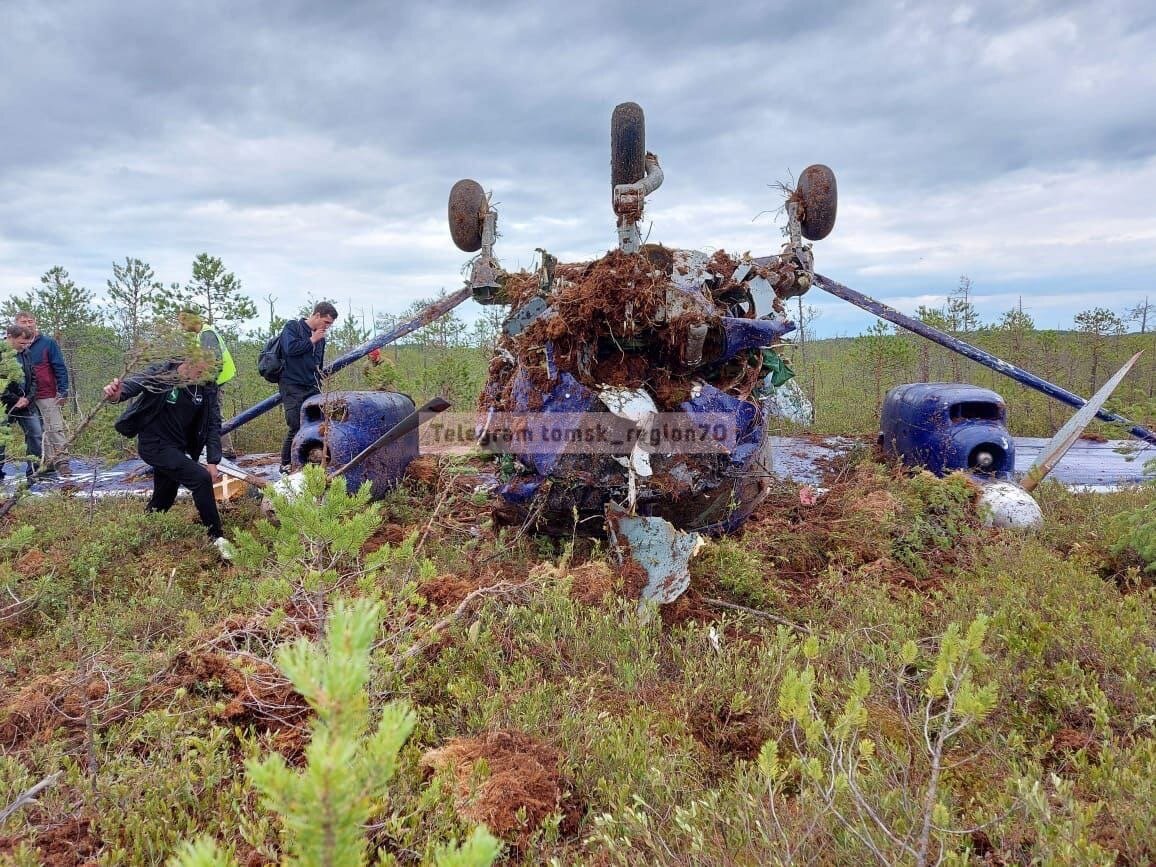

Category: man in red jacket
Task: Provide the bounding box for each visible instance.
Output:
[14,312,70,476]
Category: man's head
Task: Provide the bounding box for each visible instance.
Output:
[13,312,38,338]
[176,356,213,384]
[5,324,34,352]
[305,301,338,331]
[177,309,203,333]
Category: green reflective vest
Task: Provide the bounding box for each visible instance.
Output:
[199,326,236,385]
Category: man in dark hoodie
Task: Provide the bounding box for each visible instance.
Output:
[102,353,234,559]
[276,300,337,473]
[1,324,43,478]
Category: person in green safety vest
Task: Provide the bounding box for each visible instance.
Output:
[178,309,237,456]
[178,310,236,385]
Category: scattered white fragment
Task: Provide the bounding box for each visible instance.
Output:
[600,386,658,476]
[708,625,722,653]
[978,482,1043,529]
[765,378,814,426]
[261,470,308,516]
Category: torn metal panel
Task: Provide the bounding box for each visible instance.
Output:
[608,505,704,606]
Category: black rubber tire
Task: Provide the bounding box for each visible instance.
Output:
[611,102,646,188]
[797,164,838,241]
[448,179,487,252]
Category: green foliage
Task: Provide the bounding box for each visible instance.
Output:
[4,424,1156,864]
[768,616,998,866]
[0,266,97,338]
[170,598,499,867]
[106,256,166,350]
[1109,496,1156,573]
[160,254,258,330]
[0,340,26,461]
[231,466,384,588]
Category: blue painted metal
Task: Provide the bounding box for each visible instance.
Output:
[290,391,418,498]
[495,372,601,501]
[880,383,1016,480]
[221,286,473,434]
[814,273,1156,447]
[719,316,795,358]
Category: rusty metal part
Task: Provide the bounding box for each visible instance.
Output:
[797,164,837,241]
[503,296,550,337]
[449,179,488,252]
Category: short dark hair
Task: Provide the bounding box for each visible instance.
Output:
[13,311,35,322]
[6,324,32,339]
[312,301,339,319]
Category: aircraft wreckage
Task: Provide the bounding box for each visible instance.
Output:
[6,102,1155,602]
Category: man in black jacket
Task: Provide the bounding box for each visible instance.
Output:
[1,324,43,478]
[277,301,337,473]
[103,355,233,558]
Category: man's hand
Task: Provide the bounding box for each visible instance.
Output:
[56,396,68,407]
[206,463,220,483]
[13,397,28,410]
[310,323,329,344]
[102,379,122,402]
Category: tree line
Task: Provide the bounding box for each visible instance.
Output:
[801,275,1156,436]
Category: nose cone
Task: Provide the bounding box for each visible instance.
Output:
[978,482,1043,529]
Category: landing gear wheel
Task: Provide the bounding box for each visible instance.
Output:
[448,179,487,252]
[797,164,837,241]
[611,102,646,188]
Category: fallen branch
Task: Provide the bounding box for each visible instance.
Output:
[1,586,36,624]
[0,771,62,824]
[703,597,812,634]
[392,580,531,665]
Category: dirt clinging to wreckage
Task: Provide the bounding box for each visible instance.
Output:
[484,247,788,412]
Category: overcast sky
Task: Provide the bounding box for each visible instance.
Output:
[2,0,1154,337]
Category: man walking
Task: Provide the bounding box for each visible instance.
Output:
[1,324,43,478]
[14,312,69,475]
[102,354,234,559]
[277,301,337,473]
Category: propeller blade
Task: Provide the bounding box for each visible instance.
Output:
[1021,351,1142,493]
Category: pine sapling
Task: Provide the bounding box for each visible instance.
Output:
[171,598,499,867]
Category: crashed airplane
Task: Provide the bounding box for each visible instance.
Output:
[5,102,1154,602]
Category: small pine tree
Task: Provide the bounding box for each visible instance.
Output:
[170,596,500,867]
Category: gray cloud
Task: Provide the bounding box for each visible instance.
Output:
[1,0,1154,336]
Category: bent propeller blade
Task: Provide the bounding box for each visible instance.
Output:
[1021,351,1142,493]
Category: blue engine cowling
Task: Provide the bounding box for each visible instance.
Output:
[880,383,1015,479]
[290,390,418,498]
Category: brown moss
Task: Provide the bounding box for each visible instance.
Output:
[420,730,581,844]
[566,562,615,605]
[0,816,101,867]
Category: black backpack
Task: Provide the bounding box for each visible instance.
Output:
[257,333,284,383]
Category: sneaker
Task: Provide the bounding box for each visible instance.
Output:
[279,464,292,476]
[212,536,237,562]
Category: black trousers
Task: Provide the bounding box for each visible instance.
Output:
[138,436,222,539]
[280,384,319,466]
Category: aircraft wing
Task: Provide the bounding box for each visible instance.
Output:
[765,436,1152,490]
[1012,437,1153,489]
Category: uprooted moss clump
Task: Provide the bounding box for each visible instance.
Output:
[2,460,1155,865]
[729,461,981,592]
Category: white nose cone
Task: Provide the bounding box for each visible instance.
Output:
[978,482,1043,529]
